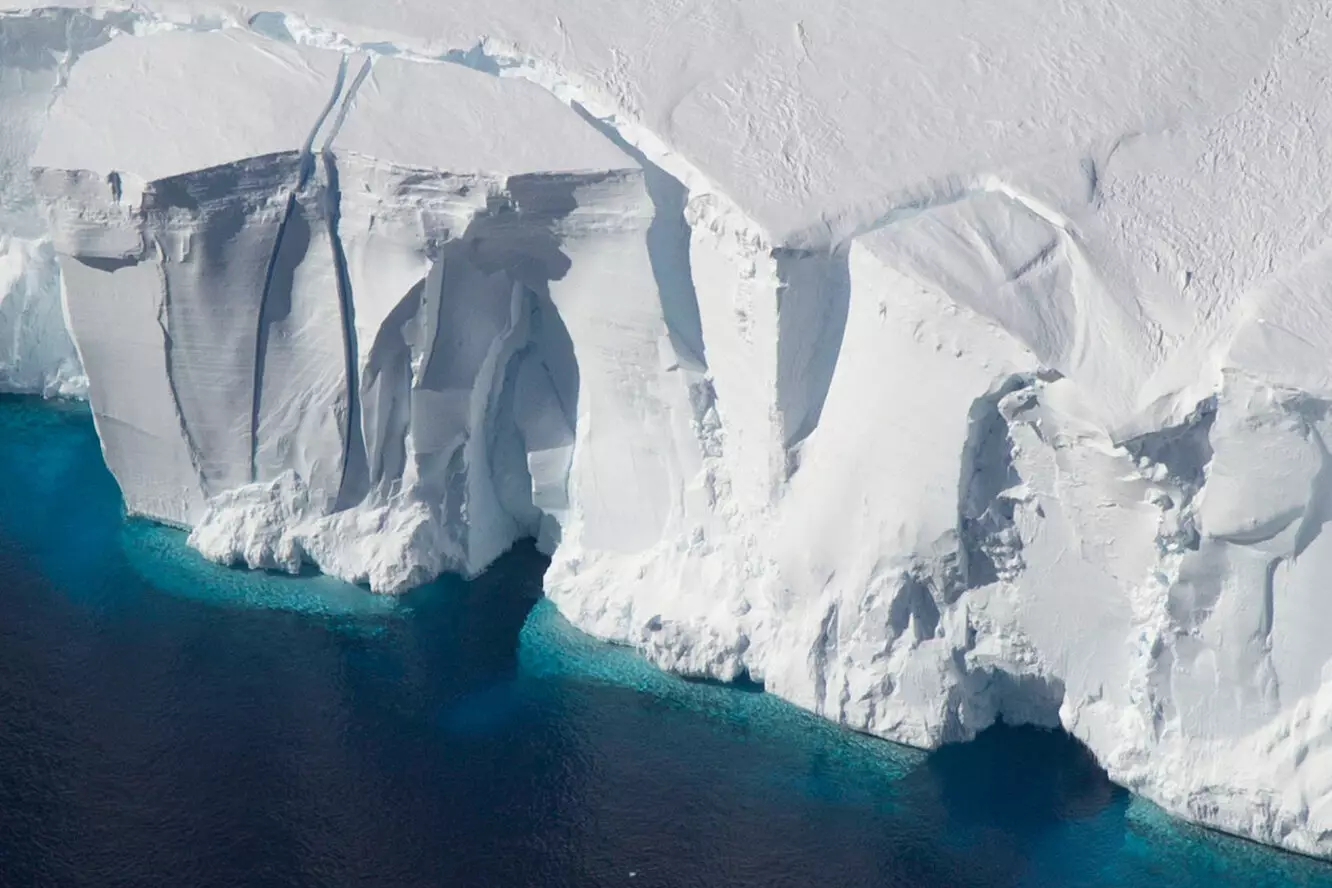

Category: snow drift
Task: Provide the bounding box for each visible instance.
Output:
[6,0,1332,859]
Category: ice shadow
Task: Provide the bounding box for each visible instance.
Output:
[898,722,1130,884]
[569,103,708,371]
[774,245,852,458]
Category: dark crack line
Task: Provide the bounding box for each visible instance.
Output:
[252,54,355,484]
[249,191,298,483]
[152,235,208,499]
[299,53,349,187]
[323,152,366,510]
[321,55,373,153]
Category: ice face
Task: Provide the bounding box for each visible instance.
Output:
[32,30,706,594]
[9,2,1332,861]
[0,9,129,397]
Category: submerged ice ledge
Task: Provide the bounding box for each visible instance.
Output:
[8,4,1332,862]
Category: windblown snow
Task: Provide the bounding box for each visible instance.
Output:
[6,0,1332,858]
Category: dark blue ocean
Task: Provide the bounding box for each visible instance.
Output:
[0,396,1329,888]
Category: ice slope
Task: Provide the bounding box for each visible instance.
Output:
[6,0,1332,859]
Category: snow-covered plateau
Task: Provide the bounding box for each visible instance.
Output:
[5,0,1332,857]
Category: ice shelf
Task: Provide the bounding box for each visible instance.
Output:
[5,1,1332,858]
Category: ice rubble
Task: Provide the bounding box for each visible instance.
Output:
[8,0,1332,858]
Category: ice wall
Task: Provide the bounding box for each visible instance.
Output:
[33,30,711,595]
[0,9,130,395]
[10,2,1332,860]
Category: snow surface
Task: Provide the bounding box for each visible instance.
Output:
[7,0,1332,858]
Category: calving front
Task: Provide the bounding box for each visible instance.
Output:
[4,4,1332,862]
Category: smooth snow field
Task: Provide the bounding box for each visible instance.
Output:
[0,396,1330,887]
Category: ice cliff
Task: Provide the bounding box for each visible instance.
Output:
[7,0,1332,858]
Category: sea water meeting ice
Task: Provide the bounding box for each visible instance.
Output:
[2,0,1331,858]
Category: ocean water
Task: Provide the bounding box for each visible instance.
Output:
[0,395,1330,888]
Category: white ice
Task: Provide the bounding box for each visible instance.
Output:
[5,0,1332,858]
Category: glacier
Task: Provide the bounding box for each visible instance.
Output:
[6,0,1332,859]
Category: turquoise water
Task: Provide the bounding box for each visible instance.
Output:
[0,395,1329,887]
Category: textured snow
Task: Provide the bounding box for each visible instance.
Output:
[6,0,1332,859]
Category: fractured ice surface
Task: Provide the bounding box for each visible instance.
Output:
[11,0,1332,858]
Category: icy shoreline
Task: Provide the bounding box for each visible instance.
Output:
[6,2,1332,858]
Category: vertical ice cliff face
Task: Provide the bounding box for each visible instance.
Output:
[33,29,710,595]
[34,31,348,522]
[13,1,1332,860]
[0,8,136,395]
